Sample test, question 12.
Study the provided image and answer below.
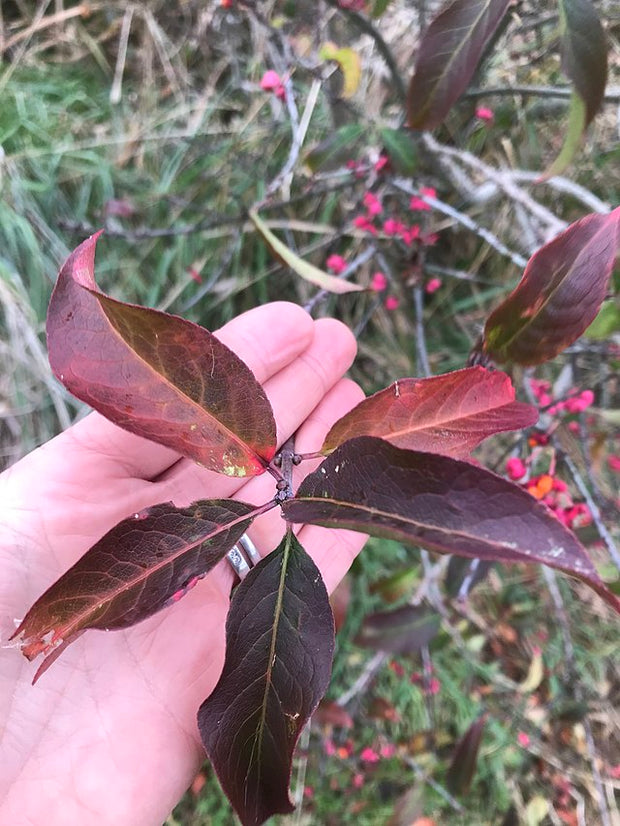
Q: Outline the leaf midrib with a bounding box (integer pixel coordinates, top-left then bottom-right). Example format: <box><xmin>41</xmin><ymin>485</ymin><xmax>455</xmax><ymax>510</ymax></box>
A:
<box><xmin>246</xmin><ymin>530</ymin><xmax>293</xmax><ymax>798</ymax></box>
<box><xmin>49</xmin><ymin>507</ymin><xmax>253</xmax><ymax>640</ymax></box>
<box><xmin>346</xmin><ymin>399</ymin><xmax>517</xmax><ymax>443</ymax></box>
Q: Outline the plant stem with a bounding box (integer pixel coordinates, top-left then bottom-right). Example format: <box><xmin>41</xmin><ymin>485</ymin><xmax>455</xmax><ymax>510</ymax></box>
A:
<box><xmin>275</xmin><ymin>434</ymin><xmax>297</xmax><ymax>502</ymax></box>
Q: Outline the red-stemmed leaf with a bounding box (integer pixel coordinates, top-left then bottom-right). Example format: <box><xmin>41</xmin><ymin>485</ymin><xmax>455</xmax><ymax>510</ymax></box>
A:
<box><xmin>47</xmin><ymin>233</ymin><xmax>277</xmax><ymax>476</ymax></box>
<box><xmin>484</xmin><ymin>209</ymin><xmax>620</xmax><ymax>366</ymax></box>
<box><xmin>446</xmin><ymin>713</ymin><xmax>488</xmax><ymax>794</ymax></box>
<box><xmin>321</xmin><ymin>367</ymin><xmax>537</xmax><ymax>458</ymax></box>
<box><xmin>283</xmin><ymin>437</ymin><xmax>620</xmax><ymax>614</ymax></box>
<box><xmin>407</xmin><ymin>0</ymin><xmax>511</xmax><ymax>130</ymax></box>
<box><xmin>355</xmin><ymin>603</ymin><xmax>440</xmax><ymax>654</ymax></box>
<box><xmin>198</xmin><ymin>531</ymin><xmax>334</xmax><ymax>826</ymax></box>
<box><xmin>11</xmin><ymin>500</ymin><xmax>258</xmax><ymax>681</ymax></box>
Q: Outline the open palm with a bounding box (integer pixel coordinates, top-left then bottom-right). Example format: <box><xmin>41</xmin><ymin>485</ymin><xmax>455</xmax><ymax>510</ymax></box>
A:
<box><xmin>0</xmin><ymin>302</ymin><xmax>366</xmax><ymax>826</ymax></box>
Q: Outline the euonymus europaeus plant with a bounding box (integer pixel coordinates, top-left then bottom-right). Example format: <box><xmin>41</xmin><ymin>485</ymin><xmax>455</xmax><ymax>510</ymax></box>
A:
<box><xmin>11</xmin><ymin>204</ymin><xmax>620</xmax><ymax>825</ymax></box>
<box><xmin>10</xmin><ymin>0</ymin><xmax>620</xmax><ymax>822</ymax></box>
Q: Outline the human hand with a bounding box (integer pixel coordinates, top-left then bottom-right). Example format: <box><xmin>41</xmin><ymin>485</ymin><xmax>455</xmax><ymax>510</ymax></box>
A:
<box><xmin>0</xmin><ymin>302</ymin><xmax>366</xmax><ymax>826</ymax></box>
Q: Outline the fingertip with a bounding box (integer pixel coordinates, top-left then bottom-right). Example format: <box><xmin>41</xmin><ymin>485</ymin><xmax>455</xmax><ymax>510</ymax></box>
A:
<box><xmin>312</xmin><ymin>318</ymin><xmax>358</xmax><ymax>372</ymax></box>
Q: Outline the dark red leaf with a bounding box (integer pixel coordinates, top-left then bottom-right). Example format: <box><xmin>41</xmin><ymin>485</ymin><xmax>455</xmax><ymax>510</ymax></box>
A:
<box><xmin>314</xmin><ymin>699</ymin><xmax>354</xmax><ymax>729</ymax></box>
<box><xmin>283</xmin><ymin>437</ymin><xmax>620</xmax><ymax>614</ymax></box>
<box><xmin>484</xmin><ymin>209</ymin><xmax>620</xmax><ymax>365</ymax></box>
<box><xmin>407</xmin><ymin>0</ymin><xmax>511</xmax><ymax>130</ymax></box>
<box><xmin>321</xmin><ymin>367</ymin><xmax>537</xmax><ymax>458</ymax></box>
<box><xmin>198</xmin><ymin>531</ymin><xmax>334</xmax><ymax>826</ymax></box>
<box><xmin>560</xmin><ymin>0</ymin><xmax>608</xmax><ymax>128</ymax></box>
<box><xmin>12</xmin><ymin>500</ymin><xmax>257</xmax><ymax>679</ymax></box>
<box><xmin>355</xmin><ymin>604</ymin><xmax>440</xmax><ymax>654</ymax></box>
<box><xmin>446</xmin><ymin>713</ymin><xmax>488</xmax><ymax>794</ymax></box>
<box><xmin>47</xmin><ymin>233</ymin><xmax>276</xmax><ymax>476</ymax></box>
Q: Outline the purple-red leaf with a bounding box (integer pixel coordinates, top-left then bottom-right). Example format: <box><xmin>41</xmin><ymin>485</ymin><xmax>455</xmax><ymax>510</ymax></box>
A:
<box><xmin>47</xmin><ymin>233</ymin><xmax>277</xmax><ymax>476</ymax></box>
<box><xmin>283</xmin><ymin>437</ymin><xmax>620</xmax><ymax>614</ymax></box>
<box><xmin>11</xmin><ymin>500</ymin><xmax>256</xmax><ymax>679</ymax></box>
<box><xmin>355</xmin><ymin>603</ymin><xmax>440</xmax><ymax>654</ymax></box>
<box><xmin>484</xmin><ymin>209</ymin><xmax>620</xmax><ymax>365</ymax></box>
<box><xmin>540</xmin><ymin>0</ymin><xmax>607</xmax><ymax>178</ymax></box>
<box><xmin>407</xmin><ymin>0</ymin><xmax>511</xmax><ymax>130</ymax></box>
<box><xmin>446</xmin><ymin>713</ymin><xmax>488</xmax><ymax>794</ymax></box>
<box><xmin>198</xmin><ymin>531</ymin><xmax>334</xmax><ymax>826</ymax></box>
<box><xmin>321</xmin><ymin>367</ymin><xmax>537</xmax><ymax>458</ymax></box>
<box><xmin>560</xmin><ymin>0</ymin><xmax>607</xmax><ymax>128</ymax></box>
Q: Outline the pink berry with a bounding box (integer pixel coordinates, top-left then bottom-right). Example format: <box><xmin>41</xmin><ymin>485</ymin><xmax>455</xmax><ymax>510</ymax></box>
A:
<box><xmin>360</xmin><ymin>747</ymin><xmax>380</xmax><ymax>763</ymax></box>
<box><xmin>506</xmin><ymin>457</ymin><xmax>527</xmax><ymax>480</ymax></box>
<box><xmin>326</xmin><ymin>254</ymin><xmax>347</xmax><ymax>274</ymax></box>
<box><xmin>363</xmin><ymin>191</ymin><xmax>382</xmax><ymax>216</ymax></box>
<box><xmin>370</xmin><ymin>271</ymin><xmax>387</xmax><ymax>291</ymax></box>
<box><xmin>260</xmin><ymin>70</ymin><xmax>282</xmax><ymax>91</ymax></box>
<box><xmin>475</xmin><ymin>106</ymin><xmax>494</xmax><ymax>122</ymax></box>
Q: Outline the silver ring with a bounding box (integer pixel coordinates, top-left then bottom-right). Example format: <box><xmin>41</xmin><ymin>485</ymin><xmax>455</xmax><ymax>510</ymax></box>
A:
<box><xmin>226</xmin><ymin>534</ymin><xmax>259</xmax><ymax>580</ymax></box>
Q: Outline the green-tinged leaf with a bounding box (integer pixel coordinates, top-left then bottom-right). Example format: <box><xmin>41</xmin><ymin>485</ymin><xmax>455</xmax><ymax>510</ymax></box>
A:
<box><xmin>407</xmin><ymin>0</ymin><xmax>511</xmax><ymax>130</ymax></box>
<box><xmin>446</xmin><ymin>714</ymin><xmax>488</xmax><ymax>794</ymax></box>
<box><xmin>541</xmin><ymin>92</ymin><xmax>586</xmax><ymax>179</ymax></box>
<box><xmin>198</xmin><ymin>531</ymin><xmax>334</xmax><ymax>826</ymax></box>
<box><xmin>379</xmin><ymin>127</ymin><xmax>418</xmax><ymax>175</ymax></box>
<box><xmin>12</xmin><ymin>500</ymin><xmax>257</xmax><ymax>681</ymax></box>
<box><xmin>372</xmin><ymin>0</ymin><xmax>393</xmax><ymax>18</ymax></box>
<box><xmin>305</xmin><ymin>124</ymin><xmax>364</xmax><ymax>173</ymax></box>
<box><xmin>484</xmin><ymin>208</ymin><xmax>620</xmax><ymax>366</ymax></box>
<box><xmin>321</xmin><ymin>367</ymin><xmax>538</xmax><ymax>458</ymax></box>
<box><xmin>525</xmin><ymin>796</ymin><xmax>549</xmax><ymax>826</ymax></box>
<box><xmin>318</xmin><ymin>43</ymin><xmax>362</xmax><ymax>98</ymax></box>
<box><xmin>589</xmin><ymin>408</ymin><xmax>620</xmax><ymax>426</ymax></box>
<box><xmin>47</xmin><ymin>233</ymin><xmax>276</xmax><ymax>476</ymax></box>
<box><xmin>559</xmin><ymin>0</ymin><xmax>607</xmax><ymax>127</ymax></box>
<box><xmin>585</xmin><ymin>300</ymin><xmax>620</xmax><ymax>339</ymax></box>
<box><xmin>387</xmin><ymin>784</ymin><xmax>424</xmax><ymax>826</ymax></box>
<box><xmin>355</xmin><ymin>603</ymin><xmax>440</xmax><ymax>653</ymax></box>
<box><xmin>283</xmin><ymin>437</ymin><xmax>620</xmax><ymax>613</ymax></box>
<box><xmin>249</xmin><ymin>210</ymin><xmax>364</xmax><ymax>294</ymax></box>
<box><xmin>370</xmin><ymin>565</ymin><xmax>420</xmax><ymax>603</ymax></box>
<box><xmin>542</xmin><ymin>0</ymin><xmax>608</xmax><ymax>177</ymax></box>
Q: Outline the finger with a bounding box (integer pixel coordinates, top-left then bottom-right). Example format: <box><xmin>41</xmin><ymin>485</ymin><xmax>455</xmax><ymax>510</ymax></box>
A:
<box><xmin>37</xmin><ymin>302</ymin><xmax>316</xmax><ymax>482</ymax></box>
<box><xmin>150</xmin><ymin>320</ymin><xmax>358</xmax><ymax>506</ymax></box>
